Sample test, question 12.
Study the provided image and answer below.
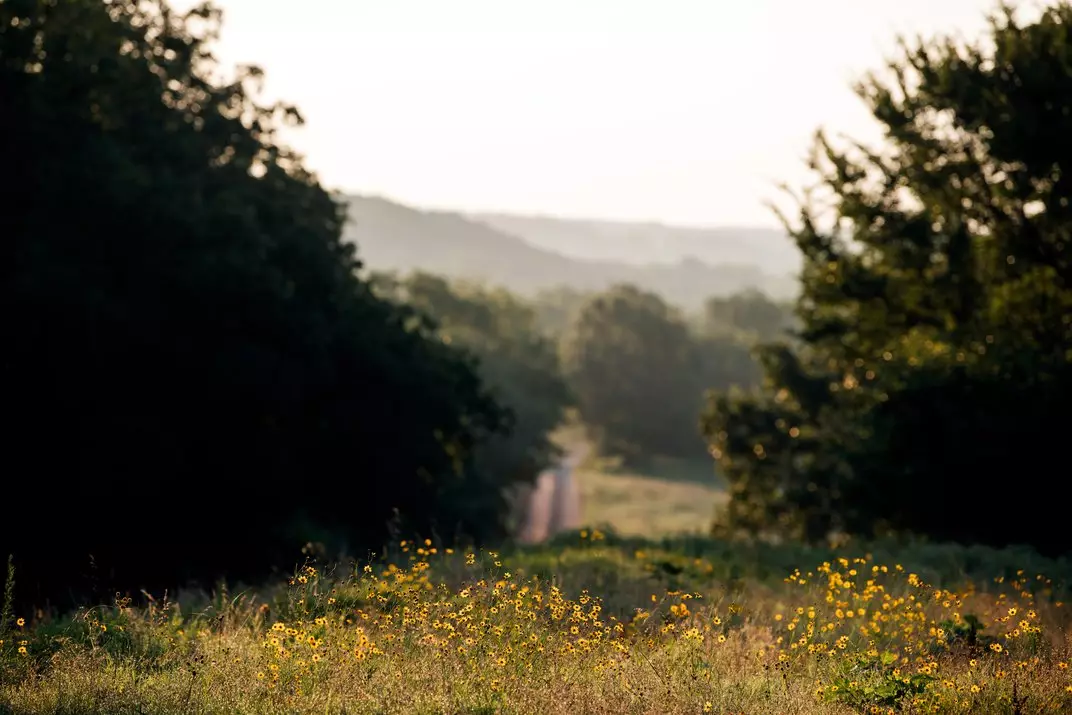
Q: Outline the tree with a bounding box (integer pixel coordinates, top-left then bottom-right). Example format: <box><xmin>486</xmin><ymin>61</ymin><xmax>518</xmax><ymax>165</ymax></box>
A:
<box><xmin>561</xmin><ymin>285</ymin><xmax>706</xmax><ymax>462</ymax></box>
<box><xmin>702</xmin><ymin>289</ymin><xmax>793</xmax><ymax>343</ymax></box>
<box><xmin>371</xmin><ymin>271</ymin><xmax>574</xmax><ymax>525</ymax></box>
<box><xmin>1</xmin><ymin>0</ymin><xmax>508</xmax><ymax>608</ymax></box>
<box><xmin>702</xmin><ymin>2</ymin><xmax>1072</xmax><ymax>554</ymax></box>
<box><xmin>530</xmin><ymin>286</ymin><xmax>591</xmax><ymax>338</ymax></box>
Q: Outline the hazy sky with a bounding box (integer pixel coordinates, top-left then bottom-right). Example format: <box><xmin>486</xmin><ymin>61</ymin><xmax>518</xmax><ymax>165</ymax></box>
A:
<box><xmin>174</xmin><ymin>0</ymin><xmax>1008</xmax><ymax>226</ymax></box>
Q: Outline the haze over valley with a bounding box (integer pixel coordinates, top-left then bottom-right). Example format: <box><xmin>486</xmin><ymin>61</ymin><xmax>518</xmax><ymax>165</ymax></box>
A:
<box><xmin>344</xmin><ymin>194</ymin><xmax>799</xmax><ymax>307</ymax></box>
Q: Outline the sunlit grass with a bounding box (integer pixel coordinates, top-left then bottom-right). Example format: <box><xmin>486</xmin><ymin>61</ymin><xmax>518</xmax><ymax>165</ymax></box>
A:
<box><xmin>2</xmin><ymin>535</ymin><xmax>1071</xmax><ymax>714</ymax></box>
<box><xmin>577</xmin><ymin>465</ymin><xmax>726</xmax><ymax>538</ymax></box>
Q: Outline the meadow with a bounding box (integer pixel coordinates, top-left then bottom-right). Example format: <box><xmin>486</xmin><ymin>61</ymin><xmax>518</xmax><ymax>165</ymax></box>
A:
<box><xmin>2</xmin><ymin>533</ymin><xmax>1071</xmax><ymax>714</ymax></box>
<box><xmin>576</xmin><ymin>455</ymin><xmax>726</xmax><ymax>538</ymax></box>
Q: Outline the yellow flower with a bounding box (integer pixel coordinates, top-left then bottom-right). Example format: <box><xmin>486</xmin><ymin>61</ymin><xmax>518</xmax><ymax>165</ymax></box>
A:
<box><xmin>15</xmin><ymin>618</ymin><xmax>25</xmax><ymax>628</ymax></box>
<box><xmin>703</xmin><ymin>702</ymin><xmax>713</xmax><ymax>712</ymax></box>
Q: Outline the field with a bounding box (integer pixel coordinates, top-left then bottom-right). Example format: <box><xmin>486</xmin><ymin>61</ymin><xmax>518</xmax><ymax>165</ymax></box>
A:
<box><xmin>2</xmin><ymin>533</ymin><xmax>1071</xmax><ymax>714</ymax></box>
<box><xmin>576</xmin><ymin>455</ymin><xmax>726</xmax><ymax>537</ymax></box>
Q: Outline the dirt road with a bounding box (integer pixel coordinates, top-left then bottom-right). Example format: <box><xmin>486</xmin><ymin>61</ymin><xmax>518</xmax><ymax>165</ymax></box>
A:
<box><xmin>517</xmin><ymin>444</ymin><xmax>588</xmax><ymax>544</ymax></box>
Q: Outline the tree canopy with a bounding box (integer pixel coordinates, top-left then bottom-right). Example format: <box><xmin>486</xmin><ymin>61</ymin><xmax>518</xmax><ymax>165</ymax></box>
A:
<box><xmin>703</xmin><ymin>2</ymin><xmax>1072</xmax><ymax>555</ymax></box>
<box><xmin>702</xmin><ymin>289</ymin><xmax>794</xmax><ymax>344</ymax></box>
<box><xmin>560</xmin><ymin>285</ymin><xmax>709</xmax><ymax>462</ymax></box>
<box><xmin>2</xmin><ymin>0</ymin><xmax>509</xmax><ymax>607</ymax></box>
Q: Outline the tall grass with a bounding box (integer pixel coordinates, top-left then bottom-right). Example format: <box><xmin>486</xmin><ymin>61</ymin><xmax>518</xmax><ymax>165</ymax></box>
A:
<box><xmin>1</xmin><ymin>534</ymin><xmax>1070</xmax><ymax>714</ymax></box>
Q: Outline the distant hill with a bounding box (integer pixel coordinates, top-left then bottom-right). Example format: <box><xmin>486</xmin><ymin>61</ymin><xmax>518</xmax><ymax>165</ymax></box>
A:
<box><xmin>471</xmin><ymin>213</ymin><xmax>801</xmax><ymax>277</ymax></box>
<box><xmin>342</xmin><ymin>195</ymin><xmax>798</xmax><ymax>308</ymax></box>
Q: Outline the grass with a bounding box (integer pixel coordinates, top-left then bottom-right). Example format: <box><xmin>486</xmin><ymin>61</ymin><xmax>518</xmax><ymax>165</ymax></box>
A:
<box><xmin>577</xmin><ymin>466</ymin><xmax>725</xmax><ymax>537</ymax></box>
<box><xmin>556</xmin><ymin>419</ymin><xmax>726</xmax><ymax>539</ymax></box>
<box><xmin>2</xmin><ymin>533</ymin><xmax>1072</xmax><ymax>714</ymax></box>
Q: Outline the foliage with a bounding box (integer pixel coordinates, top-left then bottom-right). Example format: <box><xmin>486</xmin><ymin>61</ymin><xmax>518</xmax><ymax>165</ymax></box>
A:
<box><xmin>560</xmin><ymin>285</ymin><xmax>710</xmax><ymax>462</ymax></box>
<box><xmin>2</xmin><ymin>538</ymin><xmax>1071</xmax><ymax>713</ymax></box>
<box><xmin>371</xmin><ymin>271</ymin><xmax>574</xmax><ymax>524</ymax></box>
<box><xmin>702</xmin><ymin>2</ymin><xmax>1072</xmax><ymax>553</ymax></box>
<box><xmin>701</xmin><ymin>288</ymin><xmax>795</xmax><ymax>344</ymax></box>
<box><xmin>1</xmin><ymin>0</ymin><xmax>510</xmax><ymax>608</ymax></box>
<box><xmin>530</xmin><ymin>285</ymin><xmax>591</xmax><ymax>338</ymax></box>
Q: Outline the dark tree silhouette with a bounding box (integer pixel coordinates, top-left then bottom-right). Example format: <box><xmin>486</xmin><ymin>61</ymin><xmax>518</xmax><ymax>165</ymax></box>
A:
<box><xmin>1</xmin><ymin>0</ymin><xmax>509</xmax><ymax>608</ymax></box>
<box><xmin>703</xmin><ymin>2</ymin><xmax>1072</xmax><ymax>554</ymax></box>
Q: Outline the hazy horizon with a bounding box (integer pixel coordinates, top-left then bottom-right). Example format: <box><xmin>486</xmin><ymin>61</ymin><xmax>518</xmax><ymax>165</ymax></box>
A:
<box><xmin>174</xmin><ymin>0</ymin><xmax>1014</xmax><ymax>227</ymax></box>
<box><xmin>349</xmin><ymin>190</ymin><xmax>787</xmax><ymax>232</ymax></box>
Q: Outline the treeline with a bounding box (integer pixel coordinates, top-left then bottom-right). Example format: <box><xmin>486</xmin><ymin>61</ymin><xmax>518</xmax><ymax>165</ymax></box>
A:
<box><xmin>701</xmin><ymin>2</ymin><xmax>1072</xmax><ymax>557</ymax></box>
<box><xmin>556</xmin><ymin>285</ymin><xmax>787</xmax><ymax>463</ymax></box>
<box><xmin>373</xmin><ymin>275</ymin><xmax>791</xmax><ymax>470</ymax></box>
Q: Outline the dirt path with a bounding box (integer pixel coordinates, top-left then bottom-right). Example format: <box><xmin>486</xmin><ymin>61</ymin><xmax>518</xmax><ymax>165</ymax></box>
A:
<box><xmin>517</xmin><ymin>443</ymin><xmax>589</xmax><ymax>544</ymax></box>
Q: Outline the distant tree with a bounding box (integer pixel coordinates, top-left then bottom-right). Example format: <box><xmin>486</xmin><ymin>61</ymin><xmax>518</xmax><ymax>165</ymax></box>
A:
<box><xmin>702</xmin><ymin>2</ymin><xmax>1072</xmax><ymax>554</ymax></box>
<box><xmin>561</xmin><ymin>285</ymin><xmax>706</xmax><ymax>462</ymax></box>
<box><xmin>371</xmin><ymin>272</ymin><xmax>574</xmax><ymax>515</ymax></box>
<box><xmin>702</xmin><ymin>289</ymin><xmax>794</xmax><ymax>343</ymax></box>
<box><xmin>530</xmin><ymin>286</ymin><xmax>591</xmax><ymax>338</ymax></box>
<box><xmin>1</xmin><ymin>0</ymin><xmax>508</xmax><ymax>608</ymax></box>
<box><xmin>693</xmin><ymin>334</ymin><xmax>763</xmax><ymax>395</ymax></box>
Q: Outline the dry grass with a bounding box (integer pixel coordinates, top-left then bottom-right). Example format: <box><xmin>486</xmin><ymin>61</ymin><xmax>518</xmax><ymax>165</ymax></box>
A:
<box><xmin>553</xmin><ymin>419</ymin><xmax>726</xmax><ymax>539</ymax></box>
<box><xmin>575</xmin><ymin>451</ymin><xmax>726</xmax><ymax>538</ymax></box>
<box><xmin>577</xmin><ymin>466</ymin><xmax>725</xmax><ymax>538</ymax></box>
<box><xmin>2</xmin><ymin>537</ymin><xmax>1071</xmax><ymax>714</ymax></box>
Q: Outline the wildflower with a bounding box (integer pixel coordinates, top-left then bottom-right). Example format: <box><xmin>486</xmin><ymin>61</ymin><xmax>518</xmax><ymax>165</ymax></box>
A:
<box><xmin>15</xmin><ymin>618</ymin><xmax>24</xmax><ymax>628</ymax></box>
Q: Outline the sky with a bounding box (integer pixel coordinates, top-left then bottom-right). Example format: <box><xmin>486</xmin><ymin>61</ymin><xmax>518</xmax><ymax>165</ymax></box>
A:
<box><xmin>172</xmin><ymin>0</ymin><xmax>1010</xmax><ymax>227</ymax></box>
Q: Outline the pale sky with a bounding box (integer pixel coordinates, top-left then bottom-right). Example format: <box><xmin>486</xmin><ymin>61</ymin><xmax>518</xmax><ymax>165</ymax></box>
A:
<box><xmin>173</xmin><ymin>0</ymin><xmax>1011</xmax><ymax>226</ymax></box>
